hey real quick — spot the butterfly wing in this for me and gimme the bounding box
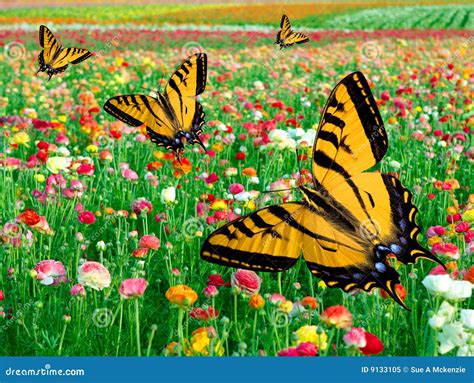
[50,47,92,69]
[201,203,305,272]
[312,72,387,189]
[39,25,60,64]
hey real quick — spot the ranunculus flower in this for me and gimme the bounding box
[132,197,153,215]
[132,248,149,258]
[249,294,265,310]
[343,327,367,348]
[426,225,446,237]
[228,183,245,195]
[320,305,352,329]
[78,211,95,225]
[46,156,71,173]
[231,269,261,295]
[207,274,224,287]
[77,261,111,291]
[460,309,474,330]
[189,306,218,322]
[31,216,54,235]
[70,283,85,296]
[187,327,224,356]
[161,186,176,204]
[431,243,460,259]
[166,284,198,307]
[138,234,160,250]
[294,325,327,350]
[300,296,318,310]
[203,285,218,299]
[380,284,407,301]
[428,301,456,330]
[119,278,148,299]
[422,274,453,295]
[278,347,299,356]
[359,332,384,355]
[34,260,67,285]
[437,322,468,354]
[17,209,41,226]
[441,280,472,301]
[295,342,318,356]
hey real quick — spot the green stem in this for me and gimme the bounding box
[134,299,141,356]
[146,326,157,356]
[58,322,68,356]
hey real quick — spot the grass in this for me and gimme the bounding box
[0,15,473,357]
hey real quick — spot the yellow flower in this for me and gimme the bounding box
[34,174,45,183]
[318,280,327,290]
[46,156,72,174]
[428,236,442,246]
[211,142,224,152]
[165,284,198,307]
[462,209,474,223]
[86,144,98,153]
[294,325,327,350]
[10,131,30,147]
[187,327,224,356]
[154,151,164,159]
[279,300,293,314]
[210,199,227,211]
[58,115,67,123]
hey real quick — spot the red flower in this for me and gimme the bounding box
[359,332,384,355]
[17,209,41,226]
[207,274,224,287]
[76,163,94,175]
[0,290,4,301]
[463,266,474,283]
[139,235,160,250]
[295,342,318,356]
[278,347,299,356]
[455,221,469,233]
[77,211,95,225]
[37,141,49,150]
[189,306,218,322]
[132,248,149,258]
[447,213,462,223]
[204,172,219,185]
[235,152,246,161]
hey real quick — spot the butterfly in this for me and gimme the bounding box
[275,15,310,49]
[201,72,444,308]
[37,25,92,81]
[103,53,207,158]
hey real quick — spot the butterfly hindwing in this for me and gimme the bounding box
[312,72,388,188]
[201,203,305,272]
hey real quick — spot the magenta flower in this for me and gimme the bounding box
[203,285,218,298]
[132,197,153,215]
[343,327,367,348]
[231,269,261,295]
[34,260,67,286]
[70,283,86,296]
[228,183,245,195]
[119,278,148,299]
[78,211,95,225]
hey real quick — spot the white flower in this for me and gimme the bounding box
[422,274,452,295]
[234,191,251,202]
[441,280,472,301]
[96,241,106,251]
[389,160,401,171]
[289,302,306,318]
[460,309,474,330]
[429,314,447,330]
[288,128,305,138]
[437,322,468,354]
[249,176,259,184]
[457,344,474,357]
[268,129,288,142]
[160,186,176,204]
[253,80,265,90]
[253,110,263,120]
[56,146,70,157]
[429,300,455,330]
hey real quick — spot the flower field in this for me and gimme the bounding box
[0,2,473,358]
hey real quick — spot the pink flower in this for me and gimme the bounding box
[343,327,367,348]
[295,342,318,356]
[203,285,218,298]
[78,261,111,290]
[34,260,67,285]
[359,332,384,355]
[426,226,446,238]
[204,172,219,185]
[231,269,261,295]
[119,278,148,299]
[431,243,460,259]
[278,347,299,356]
[132,197,153,215]
[139,235,160,250]
[78,211,95,225]
[455,222,469,233]
[70,284,86,296]
[31,216,54,235]
[122,168,138,181]
[429,265,448,275]
[228,183,245,194]
[76,163,94,175]
[269,293,286,305]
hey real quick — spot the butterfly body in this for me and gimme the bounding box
[103,53,207,158]
[201,71,443,308]
[37,25,92,81]
[275,15,309,49]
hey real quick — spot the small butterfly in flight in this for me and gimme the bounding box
[275,15,310,50]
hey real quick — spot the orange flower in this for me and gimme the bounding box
[165,284,198,307]
[166,342,181,356]
[320,305,352,329]
[104,207,115,215]
[379,284,407,301]
[172,158,192,175]
[242,167,257,177]
[463,266,474,283]
[249,294,265,310]
[300,296,318,310]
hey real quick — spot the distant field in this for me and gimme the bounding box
[0,2,472,29]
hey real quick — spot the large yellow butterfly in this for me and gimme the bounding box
[103,53,207,158]
[275,14,310,50]
[201,72,443,308]
[37,25,92,81]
